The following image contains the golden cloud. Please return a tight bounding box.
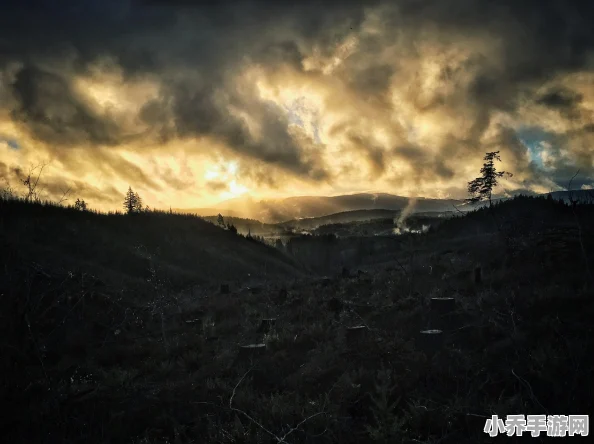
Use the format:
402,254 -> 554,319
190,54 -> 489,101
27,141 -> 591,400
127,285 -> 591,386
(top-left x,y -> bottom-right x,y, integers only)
2,0 -> 594,212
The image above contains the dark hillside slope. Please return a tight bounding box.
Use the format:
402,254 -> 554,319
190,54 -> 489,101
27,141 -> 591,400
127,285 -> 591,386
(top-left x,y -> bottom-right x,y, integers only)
0,199 -> 305,289
427,194 -> 594,238
201,215 -> 282,236
1,194 -> 593,443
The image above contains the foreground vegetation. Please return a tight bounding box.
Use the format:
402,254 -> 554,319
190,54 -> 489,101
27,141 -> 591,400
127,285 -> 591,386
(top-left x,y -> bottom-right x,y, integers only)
1,194 -> 593,443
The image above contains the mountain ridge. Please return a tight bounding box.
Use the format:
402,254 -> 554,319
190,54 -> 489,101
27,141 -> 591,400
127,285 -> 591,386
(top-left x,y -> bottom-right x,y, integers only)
175,192 -> 464,223
175,190 -> 593,223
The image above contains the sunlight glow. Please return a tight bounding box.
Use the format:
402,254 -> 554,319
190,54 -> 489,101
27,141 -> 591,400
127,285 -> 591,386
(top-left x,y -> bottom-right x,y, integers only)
204,169 -> 220,180
204,160 -> 249,199
227,161 -> 238,175
219,179 -> 249,200
229,179 -> 248,195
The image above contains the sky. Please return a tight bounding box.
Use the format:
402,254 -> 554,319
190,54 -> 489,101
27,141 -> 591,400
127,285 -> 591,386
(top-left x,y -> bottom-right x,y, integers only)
1,0 -> 594,211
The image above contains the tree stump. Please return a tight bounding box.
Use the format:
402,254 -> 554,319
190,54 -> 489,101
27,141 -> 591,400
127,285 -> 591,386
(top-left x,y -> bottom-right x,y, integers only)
321,277 -> 332,287
220,284 -> 230,294
238,344 -> 266,360
345,325 -> 369,349
342,267 -> 351,278
278,287 -> 288,302
417,330 -> 444,358
430,297 -> 456,331
257,318 -> 276,334
327,297 -> 343,319
474,266 -> 482,285
430,297 -> 456,313
203,324 -> 216,339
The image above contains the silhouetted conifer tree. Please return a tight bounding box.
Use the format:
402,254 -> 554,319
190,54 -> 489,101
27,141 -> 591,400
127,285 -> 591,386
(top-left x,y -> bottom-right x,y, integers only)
74,198 -> 88,211
123,187 -> 144,214
466,151 -> 512,207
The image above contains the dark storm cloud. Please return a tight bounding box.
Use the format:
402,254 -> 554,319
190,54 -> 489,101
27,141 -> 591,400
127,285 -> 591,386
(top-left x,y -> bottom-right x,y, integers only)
394,144 -> 455,181
168,80 -> 325,178
0,0 -> 378,178
537,87 -> 584,110
393,0 -> 594,112
10,65 -> 121,146
2,0 -> 594,192
378,0 -> 593,185
428,0 -> 593,109
397,0 -> 594,70
347,135 -> 387,177
347,63 -> 395,101
0,0 -> 174,73
536,86 -> 585,121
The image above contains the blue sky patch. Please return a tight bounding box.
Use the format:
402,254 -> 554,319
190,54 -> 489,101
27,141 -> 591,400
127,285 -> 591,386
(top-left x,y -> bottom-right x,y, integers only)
516,126 -> 555,169
0,136 -> 21,150
286,106 -> 304,127
284,98 -> 322,144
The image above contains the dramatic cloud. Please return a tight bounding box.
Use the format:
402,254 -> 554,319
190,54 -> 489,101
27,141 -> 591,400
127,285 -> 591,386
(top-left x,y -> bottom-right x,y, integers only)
1,0 -> 594,211
10,64 -> 128,146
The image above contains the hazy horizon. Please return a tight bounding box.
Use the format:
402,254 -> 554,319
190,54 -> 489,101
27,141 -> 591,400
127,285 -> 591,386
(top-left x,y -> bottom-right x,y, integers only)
2,0 -> 594,213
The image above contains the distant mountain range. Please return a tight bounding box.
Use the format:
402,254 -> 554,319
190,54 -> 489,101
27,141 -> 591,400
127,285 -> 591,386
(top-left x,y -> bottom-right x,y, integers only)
174,193 -> 466,223
173,190 -> 593,224
548,189 -> 594,203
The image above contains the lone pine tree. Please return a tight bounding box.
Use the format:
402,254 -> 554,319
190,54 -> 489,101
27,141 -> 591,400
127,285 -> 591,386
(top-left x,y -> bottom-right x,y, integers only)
123,186 -> 143,214
466,151 -> 512,207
